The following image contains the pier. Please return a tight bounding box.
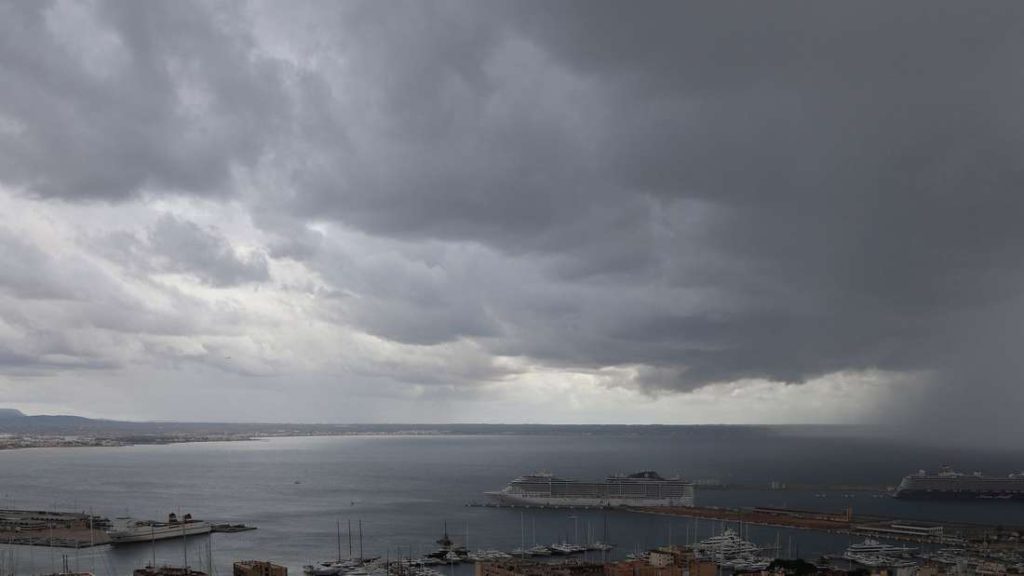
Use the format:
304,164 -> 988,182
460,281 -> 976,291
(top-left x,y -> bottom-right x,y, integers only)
0,509 -> 256,548
628,504 -> 1023,547
466,502 -> 612,510
0,509 -> 111,548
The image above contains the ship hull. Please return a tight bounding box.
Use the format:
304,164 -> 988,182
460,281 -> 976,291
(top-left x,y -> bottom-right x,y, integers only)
893,490 -> 1024,501
485,492 -> 693,508
109,522 -> 212,544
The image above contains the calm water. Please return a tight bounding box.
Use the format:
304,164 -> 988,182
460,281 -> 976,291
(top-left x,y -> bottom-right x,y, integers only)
0,427 -> 1021,575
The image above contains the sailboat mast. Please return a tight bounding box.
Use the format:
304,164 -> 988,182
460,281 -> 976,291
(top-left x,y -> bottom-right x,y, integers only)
520,512 -> 525,559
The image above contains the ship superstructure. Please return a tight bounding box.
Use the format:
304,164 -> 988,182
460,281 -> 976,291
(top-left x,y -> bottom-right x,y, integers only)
894,468 -> 1024,500
486,471 -> 694,508
108,513 -> 212,545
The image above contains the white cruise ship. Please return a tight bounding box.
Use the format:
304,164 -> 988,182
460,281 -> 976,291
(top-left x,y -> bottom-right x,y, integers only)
894,468 -> 1024,500
486,471 -> 694,508
108,513 -> 212,544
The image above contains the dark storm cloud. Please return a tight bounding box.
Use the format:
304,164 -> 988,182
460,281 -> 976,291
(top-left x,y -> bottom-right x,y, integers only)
256,0 -> 1024,431
3,0 -> 1024,431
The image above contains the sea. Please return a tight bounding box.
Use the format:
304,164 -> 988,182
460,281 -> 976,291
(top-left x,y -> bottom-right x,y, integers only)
0,426 -> 1022,576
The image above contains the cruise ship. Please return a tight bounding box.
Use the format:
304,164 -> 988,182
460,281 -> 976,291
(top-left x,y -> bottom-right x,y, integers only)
894,468 -> 1024,500
108,513 -> 212,544
486,471 -> 694,508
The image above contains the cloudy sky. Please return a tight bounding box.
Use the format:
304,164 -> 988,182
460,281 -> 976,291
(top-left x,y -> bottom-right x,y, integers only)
1,1 -> 1022,437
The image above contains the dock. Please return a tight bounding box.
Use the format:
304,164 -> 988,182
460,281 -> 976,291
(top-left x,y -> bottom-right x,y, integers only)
466,502 -> 612,510
210,523 -> 257,533
628,504 -> 1023,546
0,509 -> 111,548
0,509 -> 256,548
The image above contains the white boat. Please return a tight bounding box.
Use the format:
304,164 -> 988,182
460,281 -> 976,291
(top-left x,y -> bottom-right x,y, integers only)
107,513 -> 211,545
465,550 -> 512,562
303,560 -> 362,576
694,529 -> 770,567
844,539 -> 916,557
695,529 -> 761,559
549,542 -> 586,555
843,553 -> 916,568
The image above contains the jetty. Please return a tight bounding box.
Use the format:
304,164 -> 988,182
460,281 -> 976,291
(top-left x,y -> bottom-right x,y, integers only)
628,504 -> 1022,546
0,509 -> 111,548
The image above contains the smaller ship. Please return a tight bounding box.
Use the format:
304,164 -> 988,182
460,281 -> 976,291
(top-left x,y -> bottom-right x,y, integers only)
842,539 -> 917,568
694,529 -> 762,559
548,542 -> 586,555
894,467 -> 1024,500
303,559 -> 364,576
844,539 -> 916,557
108,513 -> 211,545
692,529 -> 771,571
425,523 -> 467,563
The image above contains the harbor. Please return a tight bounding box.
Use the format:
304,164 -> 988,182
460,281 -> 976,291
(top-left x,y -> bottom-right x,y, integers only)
1,434 -> 1023,575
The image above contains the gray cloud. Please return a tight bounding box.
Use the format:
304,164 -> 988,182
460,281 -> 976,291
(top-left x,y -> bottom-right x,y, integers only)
0,0 -> 288,199
2,0 -> 1023,434
255,0 -> 1024,434
146,215 -> 270,287
96,214 -> 270,287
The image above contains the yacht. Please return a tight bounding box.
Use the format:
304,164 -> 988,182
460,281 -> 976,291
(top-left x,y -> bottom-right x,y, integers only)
844,539 -> 916,557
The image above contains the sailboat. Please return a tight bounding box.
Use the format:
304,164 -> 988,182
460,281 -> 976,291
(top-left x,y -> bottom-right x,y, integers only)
303,520 -> 368,576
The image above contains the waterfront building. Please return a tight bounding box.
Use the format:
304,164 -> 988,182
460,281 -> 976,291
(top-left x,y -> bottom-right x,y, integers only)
234,560 -> 288,576
604,559 -> 718,576
476,559 -> 604,576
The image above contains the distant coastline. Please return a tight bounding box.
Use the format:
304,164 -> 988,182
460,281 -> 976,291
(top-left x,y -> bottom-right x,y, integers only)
0,408 -> 857,451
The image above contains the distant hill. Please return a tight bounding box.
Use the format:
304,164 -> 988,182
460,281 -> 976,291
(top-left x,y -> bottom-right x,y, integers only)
0,407 -> 834,440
